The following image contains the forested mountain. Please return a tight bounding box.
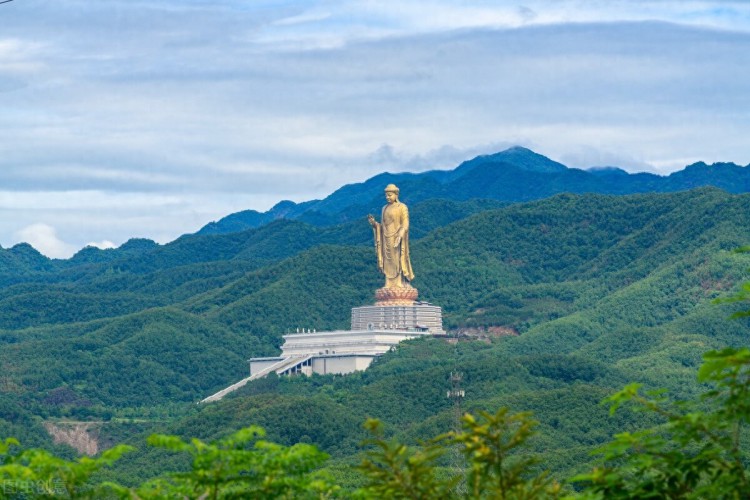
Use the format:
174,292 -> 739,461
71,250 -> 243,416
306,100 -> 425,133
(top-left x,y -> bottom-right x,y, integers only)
0,198 -> 505,289
198,146 -> 750,234
2,187 -> 750,485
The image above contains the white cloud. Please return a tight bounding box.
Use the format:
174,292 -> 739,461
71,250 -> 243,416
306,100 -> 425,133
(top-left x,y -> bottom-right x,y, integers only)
85,240 -> 116,250
0,1 -> 749,254
559,146 -> 658,173
15,223 -> 76,259
0,191 -> 183,210
0,191 -> 301,259
248,1 -> 750,45
272,10 -> 332,27
365,142 -> 522,172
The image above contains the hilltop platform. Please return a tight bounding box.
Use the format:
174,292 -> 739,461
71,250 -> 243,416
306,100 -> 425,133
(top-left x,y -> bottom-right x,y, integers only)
201,325 -> 435,403
250,327 -> 432,377
201,303 -> 444,403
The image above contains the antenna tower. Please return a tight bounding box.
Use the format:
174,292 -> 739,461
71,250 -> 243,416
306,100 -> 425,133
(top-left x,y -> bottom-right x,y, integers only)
447,364 -> 467,494
447,371 -> 465,432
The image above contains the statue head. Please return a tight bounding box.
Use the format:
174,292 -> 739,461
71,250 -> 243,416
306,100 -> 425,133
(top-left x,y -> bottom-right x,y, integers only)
384,184 -> 399,204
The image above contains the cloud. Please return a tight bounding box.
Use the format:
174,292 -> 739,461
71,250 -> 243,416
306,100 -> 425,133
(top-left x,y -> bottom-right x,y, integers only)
1,1 -> 749,254
15,223 -> 76,259
272,10 -> 332,27
559,147 -> 658,173
365,141 -> 523,172
0,191 -> 183,210
247,1 -> 750,44
85,240 -> 117,250
0,190 -> 296,259
518,6 -> 538,24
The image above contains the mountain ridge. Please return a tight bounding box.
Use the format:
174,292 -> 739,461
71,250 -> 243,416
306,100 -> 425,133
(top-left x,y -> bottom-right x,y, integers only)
197,146 -> 750,235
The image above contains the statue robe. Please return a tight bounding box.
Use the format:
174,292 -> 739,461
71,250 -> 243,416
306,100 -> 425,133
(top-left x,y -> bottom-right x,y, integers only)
372,201 -> 414,286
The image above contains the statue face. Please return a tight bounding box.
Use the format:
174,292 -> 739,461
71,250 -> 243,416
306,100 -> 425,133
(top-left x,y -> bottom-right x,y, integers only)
385,191 -> 398,204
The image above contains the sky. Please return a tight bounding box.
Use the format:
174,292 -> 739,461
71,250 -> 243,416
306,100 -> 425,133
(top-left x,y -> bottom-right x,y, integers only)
1,0 -> 749,258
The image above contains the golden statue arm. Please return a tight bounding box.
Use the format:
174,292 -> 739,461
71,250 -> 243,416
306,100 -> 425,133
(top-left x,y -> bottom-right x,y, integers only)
368,214 -> 384,272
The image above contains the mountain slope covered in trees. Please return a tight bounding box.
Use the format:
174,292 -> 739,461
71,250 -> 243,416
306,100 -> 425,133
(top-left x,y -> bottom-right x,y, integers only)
1,187 -> 750,486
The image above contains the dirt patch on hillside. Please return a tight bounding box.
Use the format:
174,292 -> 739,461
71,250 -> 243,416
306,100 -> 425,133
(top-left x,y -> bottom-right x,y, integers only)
44,422 -> 100,456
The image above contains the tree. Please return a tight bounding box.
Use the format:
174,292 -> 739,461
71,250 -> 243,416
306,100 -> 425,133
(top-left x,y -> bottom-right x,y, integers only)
131,426 -> 337,499
0,438 -> 132,499
572,348 -> 750,498
454,409 -> 560,499
356,418 -> 458,499
356,409 -> 561,499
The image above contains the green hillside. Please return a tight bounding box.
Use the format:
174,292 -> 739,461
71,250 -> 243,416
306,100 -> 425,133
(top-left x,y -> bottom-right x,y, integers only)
1,187 -> 750,485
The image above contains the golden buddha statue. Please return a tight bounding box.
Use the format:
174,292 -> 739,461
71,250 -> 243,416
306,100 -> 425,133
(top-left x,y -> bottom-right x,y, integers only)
368,184 -> 418,305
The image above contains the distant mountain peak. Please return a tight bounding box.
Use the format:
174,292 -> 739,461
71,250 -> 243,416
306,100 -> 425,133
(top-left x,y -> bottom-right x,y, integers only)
10,242 -> 44,256
684,161 -> 743,170
503,145 -> 537,155
454,146 -> 568,176
502,145 -> 533,153
269,200 -> 299,218
119,238 -> 158,252
587,166 -> 629,176
271,200 -> 297,210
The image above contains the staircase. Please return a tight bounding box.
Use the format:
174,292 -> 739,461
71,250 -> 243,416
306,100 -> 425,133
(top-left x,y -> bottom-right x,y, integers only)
200,355 -> 313,403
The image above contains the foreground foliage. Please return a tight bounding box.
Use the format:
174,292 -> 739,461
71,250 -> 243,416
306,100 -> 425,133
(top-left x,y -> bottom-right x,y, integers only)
129,427 -> 337,499
357,409 -> 560,499
1,347 -> 747,499
574,347 -> 750,499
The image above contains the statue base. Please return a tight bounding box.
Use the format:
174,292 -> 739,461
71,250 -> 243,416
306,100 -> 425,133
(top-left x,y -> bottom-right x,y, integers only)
375,286 -> 418,306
